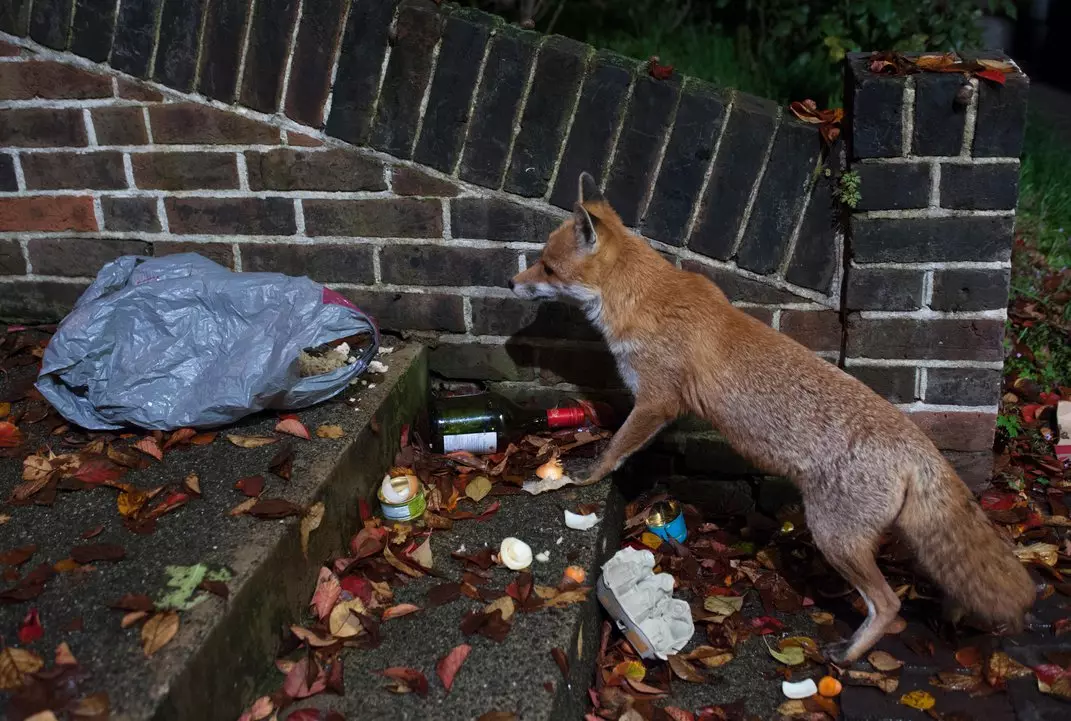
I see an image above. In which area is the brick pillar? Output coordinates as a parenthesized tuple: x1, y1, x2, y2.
(844, 53, 1028, 489)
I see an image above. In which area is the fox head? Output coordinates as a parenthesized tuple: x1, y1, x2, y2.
(509, 172, 622, 306)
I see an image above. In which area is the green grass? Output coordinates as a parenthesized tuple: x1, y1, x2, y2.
(1018, 118, 1071, 270)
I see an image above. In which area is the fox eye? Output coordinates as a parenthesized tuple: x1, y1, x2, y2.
(544, 263, 555, 276)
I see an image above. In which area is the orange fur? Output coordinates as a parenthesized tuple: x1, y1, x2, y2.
(511, 173, 1035, 663)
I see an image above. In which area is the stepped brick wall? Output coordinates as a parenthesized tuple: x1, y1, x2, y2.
(0, 1, 1028, 485)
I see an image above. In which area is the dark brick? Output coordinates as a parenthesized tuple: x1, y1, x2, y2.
(0, 239, 25, 274)
(339, 289, 465, 333)
(0, 280, 89, 323)
(503, 35, 588, 198)
(148, 103, 280, 144)
(369, 2, 443, 158)
(469, 296, 597, 340)
(132, 151, 239, 190)
(91, 106, 149, 145)
(111, 0, 164, 78)
(973, 72, 1029, 157)
(930, 267, 1010, 312)
(0, 61, 111, 99)
(845, 267, 925, 311)
(945, 450, 994, 492)
(925, 367, 1001, 406)
(0, 0, 33, 36)
(0, 196, 97, 232)
(391, 166, 458, 197)
(303, 198, 441, 238)
(854, 161, 931, 211)
(198, 0, 251, 102)
(412, 9, 496, 174)
(681, 261, 807, 304)
(0, 154, 16, 191)
(847, 365, 916, 403)
(913, 73, 967, 156)
(153, 241, 234, 268)
(380, 245, 517, 287)
(245, 149, 385, 192)
(29, 237, 150, 277)
(102, 196, 161, 232)
(70, 0, 118, 61)
(784, 164, 839, 294)
(939, 162, 1019, 210)
(643, 81, 728, 246)
(241, 243, 374, 284)
(154, 0, 207, 91)
(117, 77, 163, 101)
(548, 50, 634, 210)
(908, 410, 996, 452)
(846, 54, 904, 159)
(324, 0, 397, 145)
(0, 42, 21, 57)
(604, 74, 681, 227)
(689, 93, 779, 260)
(780, 310, 842, 352)
(845, 316, 1004, 361)
(451, 197, 561, 242)
(736, 119, 822, 275)
(29, 0, 74, 49)
(852, 215, 1013, 263)
(166, 197, 296, 235)
(457, 26, 540, 188)
(284, 0, 347, 127)
(238, 0, 299, 113)
(737, 307, 773, 326)
(536, 346, 623, 389)
(429, 342, 536, 382)
(22, 151, 126, 190)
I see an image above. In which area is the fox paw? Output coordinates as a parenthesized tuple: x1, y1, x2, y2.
(821, 640, 853, 665)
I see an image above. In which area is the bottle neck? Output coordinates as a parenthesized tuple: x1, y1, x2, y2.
(545, 406, 587, 428)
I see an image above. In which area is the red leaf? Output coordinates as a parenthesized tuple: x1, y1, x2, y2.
(235, 475, 265, 497)
(0, 544, 36, 567)
(646, 56, 673, 80)
(276, 417, 311, 440)
(17, 607, 43, 643)
(198, 580, 230, 600)
(134, 437, 163, 461)
(551, 647, 570, 680)
(749, 616, 784, 635)
(981, 490, 1018, 511)
(109, 593, 155, 611)
(71, 543, 126, 564)
(269, 443, 295, 480)
(976, 68, 1006, 85)
(311, 568, 341, 620)
(436, 643, 472, 693)
(382, 603, 422, 621)
(247, 498, 303, 519)
(81, 525, 105, 539)
(1022, 404, 1045, 423)
(340, 575, 373, 604)
(447, 500, 501, 522)
(381, 667, 429, 696)
(0, 421, 24, 448)
(283, 657, 328, 699)
(349, 526, 388, 559)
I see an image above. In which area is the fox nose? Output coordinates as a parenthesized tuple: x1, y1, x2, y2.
(508, 279, 515, 290)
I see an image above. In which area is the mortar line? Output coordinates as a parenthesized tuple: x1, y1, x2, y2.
(235, 151, 249, 191)
(19, 238, 32, 274)
(961, 77, 979, 157)
(191, 0, 212, 89)
(928, 162, 941, 208)
(82, 109, 98, 146)
(122, 152, 135, 188)
(156, 196, 169, 233)
(231, 243, 243, 271)
(363, 5, 401, 141)
(142, 106, 154, 143)
(233, 0, 259, 103)
(11, 152, 25, 191)
(918, 367, 929, 402)
(276, 0, 304, 115)
(145, 0, 168, 79)
(293, 199, 305, 235)
(319, 0, 356, 128)
(91, 196, 105, 230)
(901, 76, 915, 157)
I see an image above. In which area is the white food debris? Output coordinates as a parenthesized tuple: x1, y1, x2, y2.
(368, 360, 389, 374)
(535, 551, 550, 563)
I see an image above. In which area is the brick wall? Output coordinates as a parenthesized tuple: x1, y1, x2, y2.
(0, 1, 1028, 486)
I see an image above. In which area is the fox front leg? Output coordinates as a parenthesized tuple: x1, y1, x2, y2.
(575, 403, 672, 486)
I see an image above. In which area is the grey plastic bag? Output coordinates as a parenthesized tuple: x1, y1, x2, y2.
(37, 253, 379, 431)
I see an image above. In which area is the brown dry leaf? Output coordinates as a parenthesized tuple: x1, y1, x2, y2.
(900, 690, 936, 710)
(25, 712, 59, 721)
(118, 487, 158, 518)
(915, 53, 957, 71)
(484, 595, 516, 623)
(329, 599, 367, 638)
(384, 544, 424, 578)
(542, 588, 589, 608)
(868, 650, 904, 671)
(0, 402, 10, 418)
(55, 642, 77, 666)
(190, 432, 217, 445)
(410, 536, 434, 570)
(1014, 542, 1059, 566)
(465, 476, 492, 503)
(183, 473, 201, 496)
(22, 454, 53, 483)
(985, 651, 1032, 688)
(668, 654, 706, 683)
(0, 646, 44, 690)
(134, 437, 163, 461)
(316, 425, 345, 439)
(300, 502, 325, 559)
(226, 434, 278, 449)
(290, 625, 337, 647)
(847, 669, 899, 694)
(275, 417, 310, 440)
(70, 692, 110, 718)
(978, 58, 1016, 73)
(229, 497, 258, 516)
(121, 611, 149, 628)
(163, 428, 196, 449)
(382, 603, 422, 621)
(54, 558, 80, 573)
(691, 651, 734, 669)
(141, 611, 179, 657)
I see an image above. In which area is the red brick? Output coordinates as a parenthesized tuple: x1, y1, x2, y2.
(0, 61, 112, 100)
(0, 108, 87, 147)
(906, 410, 996, 452)
(21, 151, 126, 190)
(0, 41, 22, 57)
(245, 149, 385, 191)
(117, 77, 164, 102)
(153, 241, 235, 269)
(287, 131, 323, 147)
(148, 103, 280, 144)
(780, 310, 842, 352)
(165, 198, 296, 235)
(132, 152, 239, 190)
(737, 306, 773, 326)
(0, 197, 97, 232)
(91, 106, 148, 145)
(391, 166, 459, 197)
(303, 198, 442, 238)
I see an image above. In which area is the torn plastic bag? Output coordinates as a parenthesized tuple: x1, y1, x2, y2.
(36, 253, 379, 431)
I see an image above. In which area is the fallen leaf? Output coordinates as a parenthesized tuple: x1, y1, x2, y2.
(229, 497, 258, 516)
(846, 669, 899, 694)
(109, 593, 155, 612)
(54, 642, 77, 666)
(768, 642, 805, 666)
(270, 443, 294, 480)
(484, 595, 516, 623)
(409, 536, 433, 569)
(381, 667, 428, 696)
(668, 654, 706, 682)
(141, 611, 179, 657)
(316, 425, 345, 439)
(247, 498, 303, 519)
(121, 611, 148, 628)
(163, 428, 196, 449)
(290, 625, 337, 648)
(915, 52, 957, 71)
(183, 473, 201, 496)
(0, 544, 36, 567)
(17, 608, 43, 644)
(868, 650, 903, 671)
(428, 582, 462, 607)
(329, 598, 367, 638)
(134, 437, 163, 461)
(448, 500, 501, 522)
(71, 543, 125, 564)
(465, 475, 492, 503)
(190, 432, 217, 445)
(25, 713, 58, 721)
(235, 475, 265, 497)
(0, 421, 24, 448)
(551, 647, 570, 681)
(437, 643, 472, 693)
(976, 68, 1006, 85)
(70, 692, 109, 718)
(276, 417, 310, 440)
(311, 568, 342, 620)
(956, 646, 982, 668)
(1015, 542, 1059, 566)
(0, 402, 9, 418)
(647, 56, 673, 80)
(900, 690, 936, 710)
(227, 434, 278, 448)
(382, 603, 422, 621)
(300, 502, 325, 559)
(985, 650, 1032, 688)
(542, 588, 590, 608)
(0, 645, 44, 690)
(283, 657, 328, 699)
(198, 579, 229, 600)
(703, 594, 744, 620)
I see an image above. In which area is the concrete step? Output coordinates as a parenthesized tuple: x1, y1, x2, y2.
(0, 336, 426, 721)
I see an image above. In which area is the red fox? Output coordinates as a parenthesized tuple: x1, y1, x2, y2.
(510, 172, 1035, 662)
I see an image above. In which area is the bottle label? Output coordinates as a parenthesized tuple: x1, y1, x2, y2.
(442, 432, 497, 454)
(546, 406, 587, 428)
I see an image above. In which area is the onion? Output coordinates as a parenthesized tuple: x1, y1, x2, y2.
(782, 678, 818, 699)
(499, 537, 533, 570)
(535, 458, 564, 481)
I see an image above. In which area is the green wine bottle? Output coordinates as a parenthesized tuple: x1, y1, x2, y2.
(428, 391, 593, 454)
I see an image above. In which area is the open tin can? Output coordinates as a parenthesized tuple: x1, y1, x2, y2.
(377, 473, 426, 521)
(645, 499, 687, 544)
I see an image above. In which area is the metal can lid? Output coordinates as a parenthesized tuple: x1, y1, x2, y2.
(644, 499, 681, 528)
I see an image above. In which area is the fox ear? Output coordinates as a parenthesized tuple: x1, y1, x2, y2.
(578, 172, 604, 204)
(573, 202, 597, 252)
